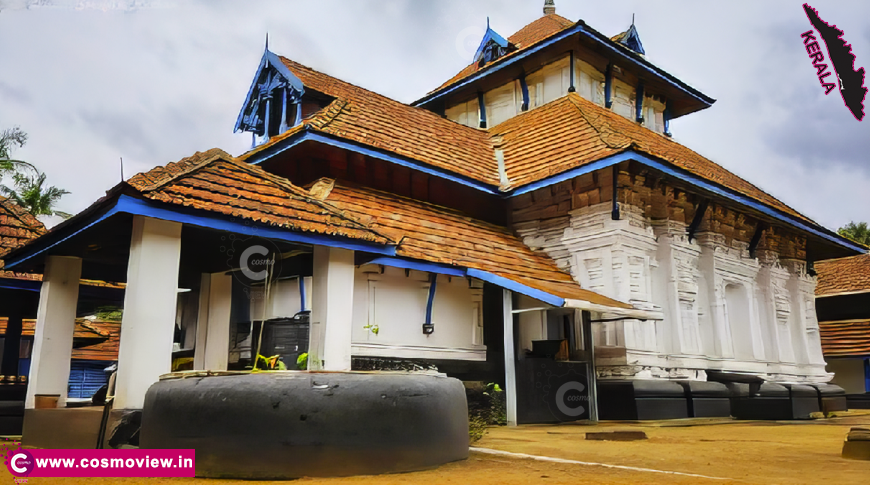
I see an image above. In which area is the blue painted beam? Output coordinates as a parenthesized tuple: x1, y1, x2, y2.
(664, 100, 672, 137)
(519, 75, 530, 111)
(465, 268, 565, 307)
(5, 194, 397, 270)
(362, 256, 466, 277)
(477, 92, 487, 128)
(635, 82, 645, 123)
(423, 272, 437, 334)
(298, 275, 307, 312)
(245, 130, 502, 195)
(412, 22, 714, 111)
(506, 150, 866, 254)
(604, 63, 613, 109)
(568, 54, 576, 93)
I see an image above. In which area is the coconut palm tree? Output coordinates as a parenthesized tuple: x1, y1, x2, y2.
(0, 127, 37, 174)
(0, 126, 71, 219)
(0, 170, 72, 219)
(838, 221, 870, 247)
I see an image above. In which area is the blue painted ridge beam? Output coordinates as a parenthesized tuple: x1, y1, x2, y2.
(477, 92, 487, 128)
(245, 130, 502, 196)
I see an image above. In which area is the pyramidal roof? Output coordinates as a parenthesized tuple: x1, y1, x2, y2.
(611, 21, 645, 55)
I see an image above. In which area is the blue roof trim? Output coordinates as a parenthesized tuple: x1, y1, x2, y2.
(506, 150, 866, 255)
(5, 194, 396, 270)
(234, 49, 305, 133)
(473, 24, 510, 62)
(363, 256, 467, 277)
(245, 130, 502, 195)
(413, 22, 713, 110)
(0, 277, 41, 292)
(465, 268, 565, 307)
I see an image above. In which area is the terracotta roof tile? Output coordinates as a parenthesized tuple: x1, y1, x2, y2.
(128, 148, 397, 245)
(0, 318, 120, 361)
(432, 14, 575, 93)
(819, 320, 870, 357)
(239, 58, 500, 186)
(491, 93, 815, 223)
(0, 197, 45, 265)
(323, 179, 631, 308)
(815, 253, 870, 296)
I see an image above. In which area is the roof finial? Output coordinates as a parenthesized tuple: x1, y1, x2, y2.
(543, 0, 555, 15)
(632, 13, 635, 25)
(265, 32, 269, 51)
(487, 16, 490, 29)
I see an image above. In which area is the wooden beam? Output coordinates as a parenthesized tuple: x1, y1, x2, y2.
(687, 198, 710, 242)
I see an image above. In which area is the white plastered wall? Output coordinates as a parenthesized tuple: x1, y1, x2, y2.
(350, 266, 486, 361)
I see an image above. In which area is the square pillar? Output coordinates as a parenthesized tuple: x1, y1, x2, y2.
(114, 216, 182, 410)
(25, 255, 82, 409)
(502, 289, 517, 427)
(193, 272, 233, 371)
(308, 246, 354, 371)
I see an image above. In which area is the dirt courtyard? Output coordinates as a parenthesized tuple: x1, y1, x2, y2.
(5, 411, 870, 484)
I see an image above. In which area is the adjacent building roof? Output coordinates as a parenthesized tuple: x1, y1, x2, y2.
(490, 93, 814, 223)
(0, 196, 46, 266)
(0, 317, 118, 361)
(819, 320, 870, 358)
(128, 148, 396, 245)
(815, 253, 870, 297)
(432, 13, 575, 93)
(322, 179, 631, 308)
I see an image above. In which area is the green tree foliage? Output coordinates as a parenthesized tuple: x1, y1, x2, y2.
(0, 127, 71, 218)
(838, 221, 870, 247)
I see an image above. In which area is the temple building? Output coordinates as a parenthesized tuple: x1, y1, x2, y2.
(4, 2, 868, 444)
(816, 253, 870, 409)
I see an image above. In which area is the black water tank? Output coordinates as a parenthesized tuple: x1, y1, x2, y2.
(258, 311, 310, 369)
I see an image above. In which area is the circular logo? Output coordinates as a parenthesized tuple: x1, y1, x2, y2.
(7, 450, 34, 477)
(455, 25, 486, 61)
(222, 235, 284, 288)
(555, 381, 587, 417)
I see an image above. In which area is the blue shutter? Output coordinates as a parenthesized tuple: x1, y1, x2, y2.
(68, 360, 112, 399)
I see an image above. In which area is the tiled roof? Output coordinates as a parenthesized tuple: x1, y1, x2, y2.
(0, 318, 120, 361)
(72, 320, 120, 361)
(815, 253, 870, 296)
(431, 14, 575, 93)
(0, 196, 45, 264)
(239, 57, 500, 186)
(819, 320, 870, 358)
(490, 93, 814, 223)
(128, 148, 396, 245)
(323, 179, 631, 308)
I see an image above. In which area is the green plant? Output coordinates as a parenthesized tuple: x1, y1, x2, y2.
(468, 414, 488, 444)
(362, 323, 379, 335)
(255, 354, 286, 371)
(296, 352, 308, 370)
(484, 382, 507, 425)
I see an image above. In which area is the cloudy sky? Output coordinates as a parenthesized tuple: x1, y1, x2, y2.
(0, 0, 868, 232)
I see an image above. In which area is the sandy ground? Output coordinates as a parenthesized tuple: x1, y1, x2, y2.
(4, 411, 870, 484)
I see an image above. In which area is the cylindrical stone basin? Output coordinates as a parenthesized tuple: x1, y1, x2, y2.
(139, 371, 469, 479)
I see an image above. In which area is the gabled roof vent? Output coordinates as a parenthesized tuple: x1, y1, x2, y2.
(611, 17, 646, 56)
(473, 18, 513, 66)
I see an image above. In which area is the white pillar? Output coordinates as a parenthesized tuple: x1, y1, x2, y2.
(25, 256, 82, 409)
(502, 289, 517, 427)
(201, 272, 232, 371)
(308, 246, 354, 371)
(114, 216, 182, 410)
